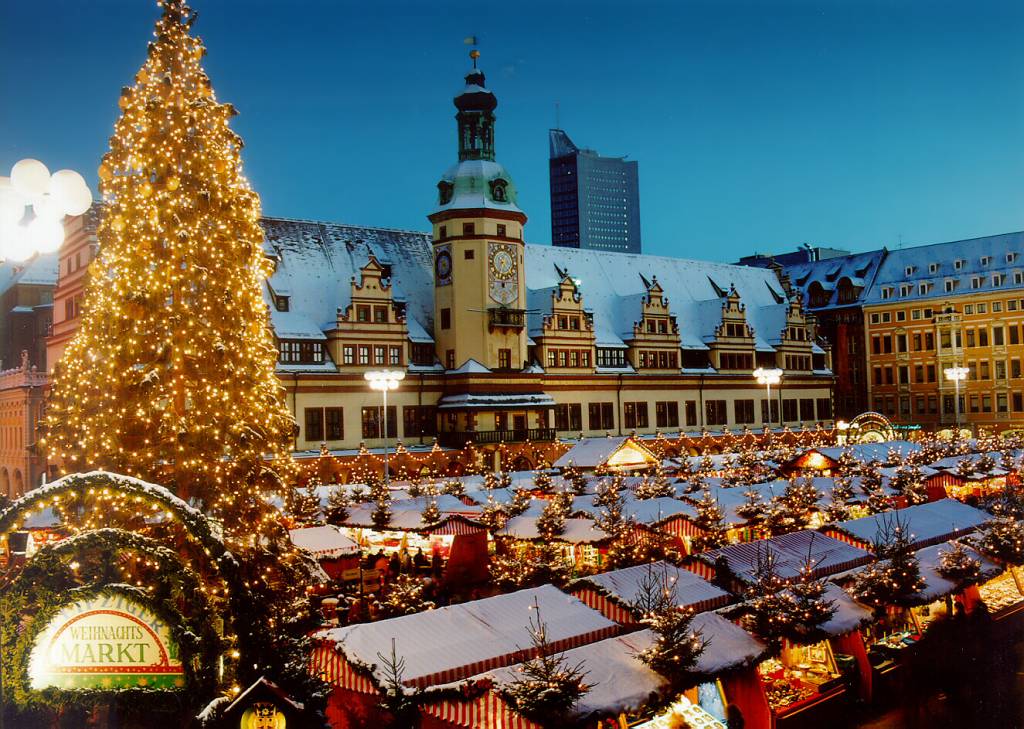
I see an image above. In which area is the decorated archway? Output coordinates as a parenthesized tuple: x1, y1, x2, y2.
(0, 471, 254, 720)
(843, 412, 897, 444)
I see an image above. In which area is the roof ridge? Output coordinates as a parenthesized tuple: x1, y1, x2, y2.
(260, 215, 432, 237)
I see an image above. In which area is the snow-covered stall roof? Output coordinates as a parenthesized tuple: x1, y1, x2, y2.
(814, 583, 874, 637)
(497, 515, 610, 544)
(553, 436, 657, 470)
(910, 541, 1002, 603)
(570, 561, 731, 613)
(317, 585, 618, 690)
(697, 531, 872, 586)
(343, 494, 483, 531)
(810, 441, 922, 464)
(827, 499, 991, 550)
(570, 494, 697, 525)
(288, 525, 359, 558)
(473, 612, 765, 718)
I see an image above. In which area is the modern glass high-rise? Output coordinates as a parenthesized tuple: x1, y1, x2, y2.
(549, 129, 641, 254)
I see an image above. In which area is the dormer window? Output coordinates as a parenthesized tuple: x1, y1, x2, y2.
(881, 287, 893, 300)
(971, 276, 982, 289)
(918, 282, 929, 295)
(279, 340, 324, 364)
(944, 279, 955, 293)
(954, 259, 965, 270)
(993, 273, 1005, 287)
(1007, 253, 1016, 263)
(489, 178, 508, 203)
(274, 295, 290, 312)
(905, 265, 915, 276)
(981, 255, 991, 266)
(899, 284, 912, 297)
(929, 263, 939, 274)
(437, 181, 454, 205)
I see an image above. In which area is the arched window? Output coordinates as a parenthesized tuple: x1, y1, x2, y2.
(437, 181, 454, 205)
(489, 178, 508, 203)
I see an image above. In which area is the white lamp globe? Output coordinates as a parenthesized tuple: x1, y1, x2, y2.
(0, 190, 26, 227)
(27, 216, 65, 254)
(33, 193, 66, 221)
(0, 224, 37, 262)
(49, 169, 92, 216)
(10, 159, 50, 200)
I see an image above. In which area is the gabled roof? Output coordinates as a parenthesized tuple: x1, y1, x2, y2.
(827, 499, 991, 550)
(318, 585, 617, 690)
(570, 561, 730, 613)
(553, 436, 658, 470)
(697, 530, 872, 585)
(497, 515, 610, 544)
(288, 525, 359, 558)
(779, 248, 887, 310)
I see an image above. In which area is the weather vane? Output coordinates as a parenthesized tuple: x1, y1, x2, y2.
(464, 35, 480, 67)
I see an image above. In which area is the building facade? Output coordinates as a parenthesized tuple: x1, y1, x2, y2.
(549, 128, 641, 254)
(24, 58, 833, 495)
(762, 232, 1024, 433)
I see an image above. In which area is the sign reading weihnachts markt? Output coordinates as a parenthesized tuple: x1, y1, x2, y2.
(28, 591, 184, 690)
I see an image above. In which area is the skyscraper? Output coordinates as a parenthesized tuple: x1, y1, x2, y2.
(549, 128, 641, 254)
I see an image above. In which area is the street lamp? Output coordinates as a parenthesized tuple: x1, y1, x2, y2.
(364, 369, 405, 486)
(753, 367, 783, 429)
(0, 159, 92, 261)
(944, 365, 969, 431)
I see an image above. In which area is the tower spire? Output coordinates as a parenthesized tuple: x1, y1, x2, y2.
(453, 52, 497, 162)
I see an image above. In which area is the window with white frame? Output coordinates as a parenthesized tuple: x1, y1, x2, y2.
(929, 263, 939, 274)
(981, 256, 991, 266)
(955, 259, 965, 270)
(944, 279, 955, 292)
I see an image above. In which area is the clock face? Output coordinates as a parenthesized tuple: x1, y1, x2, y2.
(434, 246, 452, 286)
(488, 243, 519, 304)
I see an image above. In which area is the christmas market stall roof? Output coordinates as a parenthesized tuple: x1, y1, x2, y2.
(553, 436, 658, 471)
(316, 584, 618, 690)
(497, 515, 611, 544)
(569, 561, 731, 614)
(288, 525, 359, 559)
(464, 612, 766, 719)
(811, 583, 874, 637)
(809, 441, 922, 465)
(824, 499, 991, 551)
(570, 494, 698, 526)
(694, 531, 872, 586)
(342, 494, 483, 532)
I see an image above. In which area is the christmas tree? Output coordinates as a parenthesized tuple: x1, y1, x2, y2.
(421, 496, 441, 526)
(288, 479, 322, 525)
(562, 463, 588, 495)
(371, 489, 392, 529)
(324, 486, 351, 525)
(592, 474, 625, 508)
(379, 575, 436, 619)
(44, 0, 296, 520)
(735, 486, 767, 524)
(499, 599, 590, 725)
(937, 540, 982, 584)
(535, 494, 569, 540)
(594, 483, 642, 569)
(851, 512, 926, 607)
(691, 488, 729, 552)
(977, 516, 1024, 565)
(890, 464, 928, 505)
(478, 491, 507, 531)
(635, 565, 706, 687)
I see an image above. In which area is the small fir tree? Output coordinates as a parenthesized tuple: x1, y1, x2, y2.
(288, 480, 322, 525)
(592, 475, 624, 509)
(379, 575, 436, 619)
(890, 464, 928, 505)
(499, 599, 590, 725)
(324, 486, 351, 525)
(371, 490, 392, 529)
(563, 463, 588, 495)
(532, 470, 553, 493)
(636, 568, 706, 688)
(535, 495, 568, 541)
(691, 488, 729, 552)
(478, 491, 506, 531)
(851, 512, 926, 607)
(735, 486, 766, 524)
(421, 497, 441, 527)
(937, 541, 983, 584)
(376, 639, 418, 727)
(507, 488, 532, 518)
(977, 516, 1024, 566)
(441, 479, 465, 498)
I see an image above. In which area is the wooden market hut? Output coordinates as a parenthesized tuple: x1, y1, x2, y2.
(553, 435, 660, 474)
(342, 495, 490, 583)
(569, 493, 705, 552)
(822, 499, 991, 552)
(420, 610, 769, 729)
(568, 560, 731, 625)
(781, 442, 922, 476)
(689, 530, 873, 593)
(309, 585, 618, 729)
(289, 525, 361, 581)
(495, 515, 611, 569)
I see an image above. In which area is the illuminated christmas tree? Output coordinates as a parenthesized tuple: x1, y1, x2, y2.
(635, 565, 706, 687)
(44, 0, 296, 523)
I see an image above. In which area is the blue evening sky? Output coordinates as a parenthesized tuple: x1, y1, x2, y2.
(2, 0, 1022, 261)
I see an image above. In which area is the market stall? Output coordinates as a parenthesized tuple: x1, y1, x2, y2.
(978, 566, 1024, 619)
(289, 525, 361, 581)
(823, 498, 991, 552)
(569, 560, 731, 626)
(420, 610, 767, 729)
(553, 436, 660, 474)
(496, 515, 611, 570)
(310, 585, 618, 729)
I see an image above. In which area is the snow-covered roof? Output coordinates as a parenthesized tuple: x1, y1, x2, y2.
(828, 499, 991, 550)
(570, 561, 730, 613)
(697, 530, 872, 586)
(317, 585, 617, 690)
(342, 493, 483, 531)
(815, 583, 873, 637)
(553, 436, 657, 470)
(911, 540, 1002, 603)
(288, 525, 359, 558)
(0, 252, 59, 294)
(811, 441, 922, 464)
(476, 610, 764, 718)
(779, 249, 886, 310)
(269, 309, 329, 340)
(498, 515, 610, 543)
(861, 231, 1024, 306)
(570, 494, 697, 525)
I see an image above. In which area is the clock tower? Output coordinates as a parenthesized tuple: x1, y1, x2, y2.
(428, 52, 529, 371)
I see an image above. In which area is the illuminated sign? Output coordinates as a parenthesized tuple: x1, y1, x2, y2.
(241, 702, 287, 729)
(28, 591, 184, 690)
